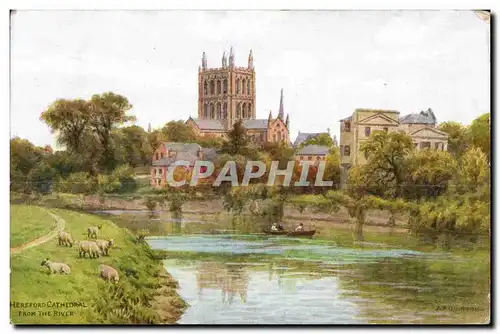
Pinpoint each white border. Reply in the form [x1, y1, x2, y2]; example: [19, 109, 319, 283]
[1, 1, 496, 333]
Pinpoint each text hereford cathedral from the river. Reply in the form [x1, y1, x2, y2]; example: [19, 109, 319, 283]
[186, 48, 290, 144]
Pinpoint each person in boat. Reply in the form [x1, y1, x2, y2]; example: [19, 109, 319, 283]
[270, 223, 278, 231]
[278, 223, 285, 231]
[295, 223, 304, 232]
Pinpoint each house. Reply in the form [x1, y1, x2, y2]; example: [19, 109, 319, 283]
[151, 142, 217, 188]
[295, 145, 330, 164]
[338, 108, 448, 168]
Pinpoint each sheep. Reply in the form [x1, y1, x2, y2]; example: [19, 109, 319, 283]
[58, 231, 74, 247]
[78, 240, 102, 259]
[99, 264, 119, 283]
[40, 258, 71, 275]
[87, 224, 103, 239]
[95, 239, 114, 256]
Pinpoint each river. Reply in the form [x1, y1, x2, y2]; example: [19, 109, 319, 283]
[103, 211, 490, 324]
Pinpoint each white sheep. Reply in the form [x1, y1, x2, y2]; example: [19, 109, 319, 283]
[87, 225, 103, 239]
[95, 239, 114, 256]
[99, 264, 119, 283]
[40, 258, 71, 275]
[58, 231, 74, 247]
[78, 240, 102, 259]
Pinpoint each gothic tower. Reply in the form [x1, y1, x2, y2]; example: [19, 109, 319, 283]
[198, 48, 256, 128]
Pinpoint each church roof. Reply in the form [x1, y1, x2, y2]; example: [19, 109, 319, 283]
[243, 119, 268, 129]
[400, 109, 437, 125]
[189, 118, 225, 131]
[293, 132, 329, 147]
[296, 145, 330, 156]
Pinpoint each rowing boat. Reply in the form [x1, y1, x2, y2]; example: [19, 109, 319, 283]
[263, 230, 316, 237]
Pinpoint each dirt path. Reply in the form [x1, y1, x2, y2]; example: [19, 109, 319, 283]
[10, 211, 66, 255]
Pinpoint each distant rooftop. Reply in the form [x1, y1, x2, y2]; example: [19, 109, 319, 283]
[296, 144, 330, 156]
[188, 117, 270, 130]
[400, 108, 437, 125]
[293, 132, 329, 147]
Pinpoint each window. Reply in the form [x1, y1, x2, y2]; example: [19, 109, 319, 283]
[242, 79, 246, 94]
[156, 179, 160, 186]
[203, 81, 208, 95]
[420, 142, 431, 149]
[158, 168, 163, 175]
[344, 145, 350, 156]
[365, 127, 371, 137]
[383, 127, 388, 132]
[223, 79, 228, 94]
[236, 78, 240, 94]
[308, 156, 312, 161]
[155, 153, 159, 160]
[435, 142, 440, 150]
[248, 80, 251, 95]
[204, 104, 209, 118]
[160, 152, 164, 159]
[216, 80, 221, 95]
[223, 103, 228, 119]
[344, 121, 351, 132]
[299, 156, 303, 160]
[210, 80, 215, 95]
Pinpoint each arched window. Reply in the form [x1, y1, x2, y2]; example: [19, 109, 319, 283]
[216, 103, 222, 119]
[203, 81, 208, 95]
[247, 80, 251, 95]
[277, 131, 282, 141]
[223, 103, 228, 119]
[242, 79, 246, 94]
[223, 79, 228, 94]
[204, 103, 209, 118]
[248, 103, 252, 118]
[217, 80, 221, 95]
[210, 104, 215, 119]
[236, 78, 240, 94]
[210, 80, 215, 95]
[242, 103, 248, 119]
[236, 103, 241, 118]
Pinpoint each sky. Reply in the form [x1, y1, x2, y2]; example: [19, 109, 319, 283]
[10, 10, 490, 148]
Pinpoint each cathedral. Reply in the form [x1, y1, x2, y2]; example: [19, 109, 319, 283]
[186, 47, 290, 145]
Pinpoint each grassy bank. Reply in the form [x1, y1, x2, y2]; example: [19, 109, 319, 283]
[10, 205, 56, 248]
[10, 205, 186, 324]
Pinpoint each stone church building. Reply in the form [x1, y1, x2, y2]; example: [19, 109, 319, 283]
[186, 48, 290, 144]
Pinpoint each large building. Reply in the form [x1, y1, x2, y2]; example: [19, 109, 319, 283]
[186, 48, 290, 145]
[339, 108, 448, 168]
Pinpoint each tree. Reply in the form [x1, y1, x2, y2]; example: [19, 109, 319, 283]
[454, 146, 490, 195]
[116, 125, 150, 167]
[88, 92, 135, 171]
[467, 113, 490, 163]
[359, 131, 414, 197]
[40, 99, 91, 153]
[298, 133, 334, 148]
[27, 162, 57, 194]
[221, 120, 250, 156]
[439, 121, 469, 158]
[405, 150, 457, 199]
[161, 121, 196, 143]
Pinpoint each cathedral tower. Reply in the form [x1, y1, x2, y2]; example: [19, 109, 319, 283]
[198, 48, 256, 128]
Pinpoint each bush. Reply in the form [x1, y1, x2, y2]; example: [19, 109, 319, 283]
[54, 172, 98, 194]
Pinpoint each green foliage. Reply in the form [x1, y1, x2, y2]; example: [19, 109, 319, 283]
[298, 133, 334, 148]
[161, 120, 196, 143]
[453, 146, 490, 195]
[27, 162, 57, 194]
[221, 120, 251, 156]
[54, 172, 98, 194]
[97, 165, 138, 194]
[466, 113, 490, 162]
[360, 131, 414, 197]
[439, 121, 469, 157]
[405, 150, 457, 199]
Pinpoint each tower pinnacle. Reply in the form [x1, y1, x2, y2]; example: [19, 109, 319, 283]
[278, 89, 284, 119]
[229, 47, 235, 68]
[202, 52, 207, 70]
[222, 51, 227, 68]
[248, 49, 254, 69]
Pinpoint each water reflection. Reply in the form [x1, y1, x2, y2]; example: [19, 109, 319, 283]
[196, 262, 249, 304]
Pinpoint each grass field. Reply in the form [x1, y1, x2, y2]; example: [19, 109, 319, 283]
[10, 205, 56, 248]
[10, 205, 186, 324]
